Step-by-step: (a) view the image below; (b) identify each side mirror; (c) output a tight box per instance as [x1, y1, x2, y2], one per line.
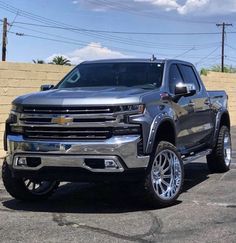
[174, 83, 196, 96]
[40, 84, 54, 91]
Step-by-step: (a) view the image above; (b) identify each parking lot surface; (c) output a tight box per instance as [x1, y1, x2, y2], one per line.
[0, 127, 235, 243]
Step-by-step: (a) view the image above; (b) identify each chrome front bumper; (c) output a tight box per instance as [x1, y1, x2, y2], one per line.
[6, 135, 150, 172]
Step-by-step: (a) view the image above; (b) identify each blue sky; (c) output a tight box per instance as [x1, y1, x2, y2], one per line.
[1, 0, 236, 69]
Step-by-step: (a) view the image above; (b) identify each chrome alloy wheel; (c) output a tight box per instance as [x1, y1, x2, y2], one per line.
[151, 149, 182, 200]
[23, 179, 57, 195]
[224, 131, 232, 167]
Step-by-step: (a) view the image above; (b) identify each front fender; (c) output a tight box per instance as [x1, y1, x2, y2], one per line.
[145, 115, 176, 154]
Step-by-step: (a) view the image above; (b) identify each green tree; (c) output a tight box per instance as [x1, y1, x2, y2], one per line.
[200, 65, 236, 75]
[33, 59, 45, 64]
[200, 68, 208, 76]
[50, 56, 71, 66]
[211, 64, 236, 73]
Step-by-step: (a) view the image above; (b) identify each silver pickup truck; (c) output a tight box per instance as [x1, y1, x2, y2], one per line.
[2, 59, 232, 206]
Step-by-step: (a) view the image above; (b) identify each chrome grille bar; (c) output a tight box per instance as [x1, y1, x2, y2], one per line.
[18, 105, 140, 141]
[23, 106, 118, 114]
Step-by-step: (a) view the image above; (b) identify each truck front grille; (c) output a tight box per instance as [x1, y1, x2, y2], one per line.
[19, 105, 141, 141]
[24, 127, 113, 140]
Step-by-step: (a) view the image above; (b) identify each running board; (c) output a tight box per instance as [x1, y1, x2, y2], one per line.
[182, 149, 212, 164]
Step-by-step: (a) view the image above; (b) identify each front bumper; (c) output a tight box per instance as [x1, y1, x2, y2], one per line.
[6, 135, 150, 173]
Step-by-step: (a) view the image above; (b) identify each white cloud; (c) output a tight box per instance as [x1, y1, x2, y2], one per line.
[46, 42, 131, 64]
[134, 0, 210, 14]
[72, 1, 78, 4]
[79, 0, 236, 15]
[134, 0, 180, 11]
[177, 0, 209, 14]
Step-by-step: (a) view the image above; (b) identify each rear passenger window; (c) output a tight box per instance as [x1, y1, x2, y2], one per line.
[169, 64, 184, 94]
[179, 65, 200, 92]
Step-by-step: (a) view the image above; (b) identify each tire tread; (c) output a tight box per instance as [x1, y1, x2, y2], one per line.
[2, 159, 58, 201]
[207, 126, 231, 173]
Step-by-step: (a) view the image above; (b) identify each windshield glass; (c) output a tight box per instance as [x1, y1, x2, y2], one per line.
[57, 62, 164, 89]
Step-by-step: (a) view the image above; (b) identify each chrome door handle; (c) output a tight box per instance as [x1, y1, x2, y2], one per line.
[204, 99, 210, 105]
[188, 101, 195, 106]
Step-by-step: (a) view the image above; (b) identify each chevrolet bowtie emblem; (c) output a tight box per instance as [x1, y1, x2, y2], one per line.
[52, 116, 73, 125]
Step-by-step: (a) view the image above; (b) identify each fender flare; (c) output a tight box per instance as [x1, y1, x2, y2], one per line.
[145, 114, 176, 154]
[212, 109, 230, 148]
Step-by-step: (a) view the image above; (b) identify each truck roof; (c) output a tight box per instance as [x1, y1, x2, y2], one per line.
[81, 58, 192, 66]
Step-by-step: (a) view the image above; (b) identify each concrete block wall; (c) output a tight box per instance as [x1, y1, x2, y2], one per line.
[0, 63, 235, 157]
[0, 62, 73, 157]
[201, 72, 236, 125]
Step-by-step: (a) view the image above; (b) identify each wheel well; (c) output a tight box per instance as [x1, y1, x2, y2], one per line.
[220, 112, 230, 129]
[155, 121, 176, 146]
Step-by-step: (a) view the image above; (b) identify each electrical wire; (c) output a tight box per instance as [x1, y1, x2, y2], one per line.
[11, 23, 222, 51]
[195, 46, 221, 66]
[173, 47, 195, 58]
[9, 21, 222, 36]
[7, 30, 154, 55]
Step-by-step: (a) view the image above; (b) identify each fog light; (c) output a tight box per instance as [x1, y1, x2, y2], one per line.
[104, 160, 118, 169]
[17, 157, 27, 166]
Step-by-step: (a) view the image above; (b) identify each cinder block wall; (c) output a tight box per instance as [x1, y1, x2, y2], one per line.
[201, 72, 236, 125]
[0, 62, 73, 156]
[0, 63, 235, 157]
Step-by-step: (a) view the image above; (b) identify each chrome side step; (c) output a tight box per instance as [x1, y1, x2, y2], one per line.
[182, 149, 212, 164]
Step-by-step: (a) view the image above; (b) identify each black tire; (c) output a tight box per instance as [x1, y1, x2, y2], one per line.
[144, 141, 184, 207]
[2, 159, 59, 201]
[207, 126, 232, 173]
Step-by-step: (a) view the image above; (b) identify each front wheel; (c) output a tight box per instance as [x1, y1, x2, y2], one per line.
[2, 159, 59, 201]
[144, 141, 184, 207]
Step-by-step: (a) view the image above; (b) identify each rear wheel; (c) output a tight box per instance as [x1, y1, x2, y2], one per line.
[144, 141, 184, 207]
[207, 126, 232, 173]
[2, 159, 59, 201]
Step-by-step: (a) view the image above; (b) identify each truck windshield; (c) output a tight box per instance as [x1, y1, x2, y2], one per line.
[57, 62, 164, 89]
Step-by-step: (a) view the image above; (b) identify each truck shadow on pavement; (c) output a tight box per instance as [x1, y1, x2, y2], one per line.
[2, 162, 210, 213]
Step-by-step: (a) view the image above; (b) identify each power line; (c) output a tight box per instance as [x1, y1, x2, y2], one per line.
[195, 46, 221, 66]
[9, 21, 223, 36]
[7, 30, 153, 55]
[1, 1, 235, 65]
[11, 23, 222, 51]
[173, 47, 195, 58]
[0, 1, 221, 41]
[8, 30, 218, 59]
[226, 44, 236, 51]
[225, 56, 236, 62]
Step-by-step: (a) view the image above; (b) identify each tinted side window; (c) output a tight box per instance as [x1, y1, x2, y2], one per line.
[169, 64, 184, 93]
[179, 65, 200, 92]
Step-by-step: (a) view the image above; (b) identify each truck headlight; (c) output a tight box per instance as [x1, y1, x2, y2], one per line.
[113, 126, 141, 135]
[6, 110, 23, 135]
[11, 104, 23, 113]
[117, 104, 145, 114]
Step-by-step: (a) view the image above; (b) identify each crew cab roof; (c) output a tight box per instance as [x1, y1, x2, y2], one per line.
[81, 58, 193, 66]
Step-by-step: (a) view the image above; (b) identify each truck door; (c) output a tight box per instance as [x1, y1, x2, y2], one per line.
[168, 64, 194, 152]
[178, 64, 214, 149]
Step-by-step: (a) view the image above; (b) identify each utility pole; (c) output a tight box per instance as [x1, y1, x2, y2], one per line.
[216, 22, 232, 72]
[2, 18, 7, 61]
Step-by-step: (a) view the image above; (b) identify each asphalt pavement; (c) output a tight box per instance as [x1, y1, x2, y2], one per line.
[0, 128, 235, 243]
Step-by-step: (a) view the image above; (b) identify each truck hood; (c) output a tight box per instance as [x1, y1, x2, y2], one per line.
[13, 87, 158, 106]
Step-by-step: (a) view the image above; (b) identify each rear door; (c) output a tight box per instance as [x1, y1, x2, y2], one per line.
[178, 64, 214, 149]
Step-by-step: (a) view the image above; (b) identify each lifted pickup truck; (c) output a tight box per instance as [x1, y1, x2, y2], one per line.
[2, 59, 232, 206]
